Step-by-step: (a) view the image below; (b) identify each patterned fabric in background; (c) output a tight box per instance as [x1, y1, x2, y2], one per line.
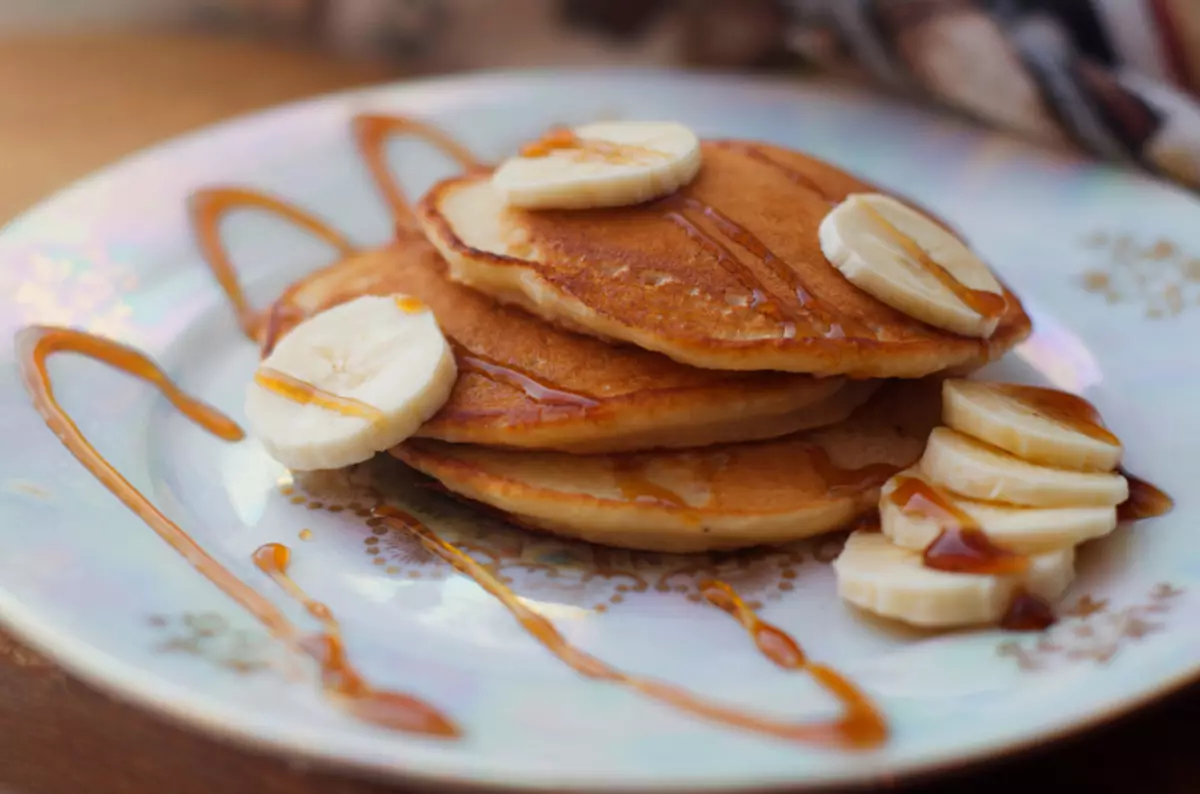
[785, 0, 1200, 188]
[204, 0, 1200, 188]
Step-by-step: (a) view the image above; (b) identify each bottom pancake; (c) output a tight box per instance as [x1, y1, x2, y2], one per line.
[394, 379, 942, 553]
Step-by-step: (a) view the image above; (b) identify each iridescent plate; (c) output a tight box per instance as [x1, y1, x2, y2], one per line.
[1, 71, 1198, 792]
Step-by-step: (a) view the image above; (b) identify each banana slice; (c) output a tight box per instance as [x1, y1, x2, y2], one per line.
[881, 468, 1117, 554]
[942, 379, 1122, 472]
[245, 295, 457, 471]
[920, 427, 1128, 508]
[819, 193, 1005, 338]
[492, 121, 702, 210]
[834, 530, 1075, 628]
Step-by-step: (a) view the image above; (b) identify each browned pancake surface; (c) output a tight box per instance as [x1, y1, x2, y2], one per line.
[420, 141, 1031, 377]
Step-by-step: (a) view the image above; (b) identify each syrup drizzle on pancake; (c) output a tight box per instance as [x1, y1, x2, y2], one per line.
[660, 195, 867, 339]
[16, 326, 457, 738]
[449, 342, 600, 410]
[377, 505, 887, 749]
[253, 367, 383, 423]
[725, 143, 839, 204]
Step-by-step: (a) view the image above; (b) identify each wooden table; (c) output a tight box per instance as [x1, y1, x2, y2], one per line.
[1, 31, 1197, 794]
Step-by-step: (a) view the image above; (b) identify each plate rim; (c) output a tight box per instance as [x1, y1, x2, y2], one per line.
[0, 67, 1195, 793]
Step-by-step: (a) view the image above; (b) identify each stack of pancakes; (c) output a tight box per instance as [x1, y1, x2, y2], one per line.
[265, 140, 1031, 552]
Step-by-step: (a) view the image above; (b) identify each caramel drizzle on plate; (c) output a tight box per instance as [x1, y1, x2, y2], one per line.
[15, 325, 456, 737]
[189, 187, 358, 343]
[376, 505, 887, 749]
[699, 580, 886, 747]
[252, 543, 457, 734]
[886, 476, 1029, 576]
[253, 367, 383, 422]
[351, 113, 485, 229]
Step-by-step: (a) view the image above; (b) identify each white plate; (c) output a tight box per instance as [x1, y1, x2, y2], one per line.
[1, 71, 1198, 792]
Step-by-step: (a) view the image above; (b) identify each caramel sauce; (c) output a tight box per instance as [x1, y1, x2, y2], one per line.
[1118, 468, 1174, 521]
[859, 202, 1007, 321]
[519, 126, 665, 165]
[731, 144, 839, 204]
[189, 187, 357, 341]
[1000, 589, 1057, 632]
[351, 113, 484, 228]
[923, 526, 1029, 576]
[520, 127, 582, 157]
[376, 506, 886, 749]
[452, 343, 599, 409]
[993, 384, 1119, 446]
[253, 367, 383, 422]
[613, 458, 690, 509]
[395, 296, 427, 314]
[887, 476, 1029, 575]
[662, 195, 865, 339]
[700, 580, 886, 748]
[809, 448, 900, 496]
[258, 301, 305, 358]
[16, 326, 455, 738]
[253, 543, 458, 735]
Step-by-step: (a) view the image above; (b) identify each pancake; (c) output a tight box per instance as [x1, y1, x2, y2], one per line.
[393, 378, 942, 553]
[417, 140, 1032, 378]
[265, 236, 864, 453]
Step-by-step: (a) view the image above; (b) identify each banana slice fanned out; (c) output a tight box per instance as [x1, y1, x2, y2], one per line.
[834, 530, 1075, 628]
[245, 294, 457, 471]
[920, 427, 1128, 508]
[819, 193, 1005, 338]
[881, 468, 1118, 554]
[492, 121, 702, 210]
[942, 379, 1122, 472]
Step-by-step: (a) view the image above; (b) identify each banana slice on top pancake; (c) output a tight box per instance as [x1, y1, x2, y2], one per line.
[417, 139, 1031, 378]
[264, 239, 864, 454]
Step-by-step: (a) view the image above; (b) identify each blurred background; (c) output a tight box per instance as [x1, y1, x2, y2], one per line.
[3, 0, 1200, 214]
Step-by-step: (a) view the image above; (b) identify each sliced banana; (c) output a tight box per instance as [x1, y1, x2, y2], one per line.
[942, 379, 1122, 472]
[245, 295, 457, 471]
[920, 427, 1128, 508]
[819, 193, 1005, 338]
[492, 121, 702, 210]
[834, 530, 1075, 628]
[881, 468, 1117, 554]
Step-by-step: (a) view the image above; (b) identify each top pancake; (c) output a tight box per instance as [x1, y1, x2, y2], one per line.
[263, 235, 858, 453]
[418, 140, 1032, 378]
